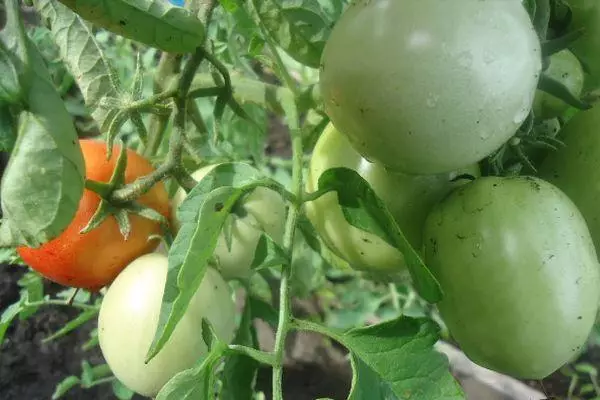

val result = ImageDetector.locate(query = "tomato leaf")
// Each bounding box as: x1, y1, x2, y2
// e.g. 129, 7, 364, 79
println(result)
149, 186, 244, 360
57, 0, 205, 54
0, 41, 22, 105
0, 0, 85, 248
316, 167, 442, 303
32, 0, 120, 134
16, 272, 43, 319
0, 301, 22, 345
250, 0, 333, 68
155, 343, 227, 400
220, 300, 260, 400
176, 162, 263, 224
42, 308, 99, 344
0, 107, 18, 153
250, 233, 289, 271
51, 376, 81, 400
348, 356, 398, 400
248, 296, 278, 327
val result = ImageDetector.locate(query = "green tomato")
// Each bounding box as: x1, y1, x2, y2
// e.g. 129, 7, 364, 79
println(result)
423, 176, 600, 379
98, 253, 236, 397
320, 0, 542, 175
305, 123, 479, 273
568, 0, 600, 90
539, 106, 600, 251
172, 165, 287, 279
533, 50, 585, 119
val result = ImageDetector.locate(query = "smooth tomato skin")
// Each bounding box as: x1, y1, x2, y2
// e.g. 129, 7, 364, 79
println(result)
539, 106, 600, 251
17, 140, 169, 291
533, 49, 585, 119
320, 0, 541, 174
305, 123, 479, 273
98, 253, 235, 397
423, 176, 600, 379
172, 165, 286, 279
568, 0, 600, 90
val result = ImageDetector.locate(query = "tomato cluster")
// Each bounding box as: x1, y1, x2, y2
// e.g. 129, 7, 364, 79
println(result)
311, 0, 600, 381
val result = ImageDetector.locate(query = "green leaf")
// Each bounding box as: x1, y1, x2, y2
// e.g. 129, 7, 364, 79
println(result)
538, 73, 591, 111
43, 308, 99, 343
0, 41, 22, 105
248, 295, 278, 327
0, 0, 85, 248
57, 0, 205, 53
316, 168, 442, 303
250, 233, 289, 270
220, 300, 259, 400
251, 0, 332, 68
156, 343, 227, 400
177, 162, 263, 224
32, 0, 120, 134
349, 356, 398, 400
17, 272, 43, 319
0, 106, 18, 152
0, 301, 22, 344
290, 227, 326, 298
51, 376, 81, 399
342, 318, 464, 400
112, 380, 135, 400
149, 186, 245, 360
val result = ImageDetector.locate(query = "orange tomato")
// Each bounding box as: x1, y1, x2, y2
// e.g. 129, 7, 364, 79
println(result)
17, 140, 169, 291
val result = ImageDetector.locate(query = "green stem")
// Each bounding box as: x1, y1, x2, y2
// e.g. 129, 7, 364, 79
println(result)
302, 188, 332, 204
292, 318, 343, 343
272, 126, 304, 400
227, 345, 275, 365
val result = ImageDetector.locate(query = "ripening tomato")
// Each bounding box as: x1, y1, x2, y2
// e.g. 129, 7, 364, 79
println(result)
171, 164, 287, 279
98, 253, 236, 397
423, 176, 600, 379
539, 105, 600, 251
17, 140, 169, 291
305, 123, 479, 273
320, 0, 542, 174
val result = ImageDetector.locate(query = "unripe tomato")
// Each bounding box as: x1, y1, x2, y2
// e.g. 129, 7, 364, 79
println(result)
539, 105, 600, 251
533, 49, 585, 119
98, 253, 236, 397
172, 165, 286, 279
423, 176, 600, 379
17, 140, 169, 291
320, 0, 541, 174
305, 123, 478, 273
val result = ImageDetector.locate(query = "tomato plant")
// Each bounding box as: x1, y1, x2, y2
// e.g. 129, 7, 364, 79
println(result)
539, 105, 600, 251
320, 0, 542, 174
98, 253, 236, 397
2, 0, 598, 399
305, 123, 478, 273
17, 140, 169, 291
423, 176, 600, 379
171, 164, 287, 279
533, 49, 585, 119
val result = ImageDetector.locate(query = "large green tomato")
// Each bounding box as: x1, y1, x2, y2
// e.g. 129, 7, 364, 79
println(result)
539, 105, 600, 251
533, 49, 585, 119
98, 253, 236, 397
568, 0, 600, 90
423, 176, 600, 379
172, 165, 287, 279
320, 0, 542, 175
305, 123, 478, 273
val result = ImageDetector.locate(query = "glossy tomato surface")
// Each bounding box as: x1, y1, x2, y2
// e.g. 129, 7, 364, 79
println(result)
423, 176, 600, 378
18, 140, 169, 291
305, 123, 478, 273
172, 165, 286, 279
98, 253, 235, 397
320, 0, 542, 174
540, 105, 600, 250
